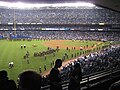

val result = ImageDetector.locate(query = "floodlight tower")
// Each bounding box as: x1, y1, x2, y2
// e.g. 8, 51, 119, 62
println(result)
13, 9, 16, 35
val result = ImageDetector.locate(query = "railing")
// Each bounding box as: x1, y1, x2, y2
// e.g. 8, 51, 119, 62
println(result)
41, 67, 120, 90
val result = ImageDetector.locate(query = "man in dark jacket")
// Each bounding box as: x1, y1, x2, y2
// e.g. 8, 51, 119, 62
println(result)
49, 59, 62, 90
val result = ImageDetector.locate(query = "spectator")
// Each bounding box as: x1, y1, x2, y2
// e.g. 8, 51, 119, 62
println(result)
49, 59, 62, 90
109, 80, 120, 90
68, 63, 82, 90
18, 70, 42, 90
0, 70, 17, 90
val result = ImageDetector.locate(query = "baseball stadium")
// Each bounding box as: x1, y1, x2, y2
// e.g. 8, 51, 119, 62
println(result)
0, 1, 120, 90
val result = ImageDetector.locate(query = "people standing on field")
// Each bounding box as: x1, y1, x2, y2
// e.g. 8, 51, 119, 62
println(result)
39, 66, 42, 73
66, 47, 69, 50
44, 64, 47, 71
21, 45, 23, 49
20, 44, 27, 49
9, 62, 14, 69
45, 55, 46, 60
27, 58, 30, 64
24, 44, 26, 48
26, 51, 29, 58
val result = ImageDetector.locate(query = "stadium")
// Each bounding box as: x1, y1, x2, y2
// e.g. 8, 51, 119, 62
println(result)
0, 1, 120, 90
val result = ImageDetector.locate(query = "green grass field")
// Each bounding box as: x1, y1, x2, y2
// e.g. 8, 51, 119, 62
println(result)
0, 39, 110, 83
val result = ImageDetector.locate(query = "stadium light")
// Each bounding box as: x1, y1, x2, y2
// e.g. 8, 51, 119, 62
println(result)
99, 23, 105, 25
0, 1, 95, 9
98, 29, 103, 31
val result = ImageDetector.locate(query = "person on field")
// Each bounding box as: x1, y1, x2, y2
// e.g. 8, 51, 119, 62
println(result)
21, 45, 23, 49
24, 44, 26, 48
39, 66, 42, 73
44, 64, 47, 71
9, 62, 14, 69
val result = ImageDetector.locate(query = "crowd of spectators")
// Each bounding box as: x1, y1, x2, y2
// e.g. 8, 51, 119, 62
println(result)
59, 45, 120, 81
38, 45, 120, 86
0, 6, 120, 31
0, 25, 112, 31
0, 30, 120, 41
0, 6, 120, 25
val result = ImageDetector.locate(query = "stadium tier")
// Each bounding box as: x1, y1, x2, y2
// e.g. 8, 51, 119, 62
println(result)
0, 3, 120, 90
0, 6, 120, 31
0, 30, 120, 41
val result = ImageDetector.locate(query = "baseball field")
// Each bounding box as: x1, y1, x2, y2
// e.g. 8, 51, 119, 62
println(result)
0, 39, 111, 83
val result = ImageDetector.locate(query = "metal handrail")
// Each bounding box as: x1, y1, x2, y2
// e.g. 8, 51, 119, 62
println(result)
41, 67, 120, 90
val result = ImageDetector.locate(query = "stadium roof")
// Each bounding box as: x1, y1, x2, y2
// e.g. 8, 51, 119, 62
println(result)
92, 0, 120, 13
0, 0, 120, 12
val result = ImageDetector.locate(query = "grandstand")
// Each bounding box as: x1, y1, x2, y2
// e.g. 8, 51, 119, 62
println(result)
0, 2, 120, 31
0, 1, 120, 90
